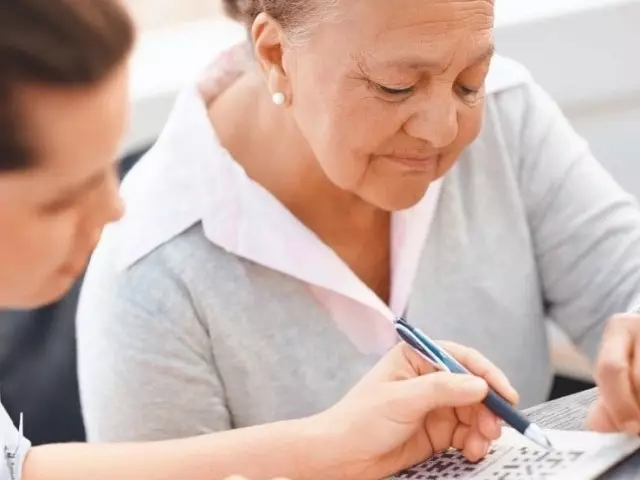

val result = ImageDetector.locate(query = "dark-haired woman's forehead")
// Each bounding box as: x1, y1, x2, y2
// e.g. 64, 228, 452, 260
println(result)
12, 65, 129, 205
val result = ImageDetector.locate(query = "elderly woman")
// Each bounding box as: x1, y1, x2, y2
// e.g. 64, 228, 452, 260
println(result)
79, 0, 640, 442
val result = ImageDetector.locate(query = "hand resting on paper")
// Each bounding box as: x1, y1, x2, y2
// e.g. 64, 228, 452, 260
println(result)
206, 342, 518, 480
311, 341, 519, 480
589, 313, 640, 435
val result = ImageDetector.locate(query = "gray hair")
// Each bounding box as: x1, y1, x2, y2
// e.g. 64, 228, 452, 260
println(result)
222, 0, 342, 47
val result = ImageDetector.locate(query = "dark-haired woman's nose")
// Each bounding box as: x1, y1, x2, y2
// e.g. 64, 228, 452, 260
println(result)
94, 169, 124, 227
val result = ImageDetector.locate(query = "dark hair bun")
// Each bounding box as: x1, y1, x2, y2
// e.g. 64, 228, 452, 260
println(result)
222, 0, 264, 27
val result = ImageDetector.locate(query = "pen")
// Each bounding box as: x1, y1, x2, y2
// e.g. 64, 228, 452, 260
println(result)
394, 317, 553, 450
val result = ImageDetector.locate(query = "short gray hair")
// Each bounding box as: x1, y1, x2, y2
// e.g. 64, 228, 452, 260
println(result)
222, 0, 342, 46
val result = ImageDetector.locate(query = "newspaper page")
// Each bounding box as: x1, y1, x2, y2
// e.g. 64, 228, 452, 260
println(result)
391, 428, 640, 480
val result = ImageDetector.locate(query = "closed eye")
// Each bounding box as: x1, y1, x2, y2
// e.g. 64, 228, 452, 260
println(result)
456, 84, 481, 102
376, 83, 415, 95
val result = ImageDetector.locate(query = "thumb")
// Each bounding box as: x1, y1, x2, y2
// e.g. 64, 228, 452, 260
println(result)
395, 372, 488, 417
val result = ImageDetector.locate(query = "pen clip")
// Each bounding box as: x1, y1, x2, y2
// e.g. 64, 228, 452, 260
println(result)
396, 317, 470, 374
395, 323, 450, 372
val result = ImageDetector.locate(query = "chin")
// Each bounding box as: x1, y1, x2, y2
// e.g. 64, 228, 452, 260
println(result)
26, 279, 76, 309
0, 269, 77, 310
364, 181, 433, 212
382, 193, 428, 211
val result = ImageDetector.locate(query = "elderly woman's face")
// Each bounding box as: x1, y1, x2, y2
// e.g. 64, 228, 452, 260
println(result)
286, 0, 493, 210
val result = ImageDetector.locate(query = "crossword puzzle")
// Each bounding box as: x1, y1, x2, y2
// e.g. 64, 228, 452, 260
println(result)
392, 448, 491, 479
391, 445, 586, 480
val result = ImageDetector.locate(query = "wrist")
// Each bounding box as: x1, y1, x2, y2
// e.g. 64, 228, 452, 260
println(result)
288, 412, 357, 480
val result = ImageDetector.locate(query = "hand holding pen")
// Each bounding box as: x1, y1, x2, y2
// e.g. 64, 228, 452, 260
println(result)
395, 317, 553, 450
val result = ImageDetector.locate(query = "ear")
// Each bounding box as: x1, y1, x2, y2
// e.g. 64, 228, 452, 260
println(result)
251, 13, 291, 104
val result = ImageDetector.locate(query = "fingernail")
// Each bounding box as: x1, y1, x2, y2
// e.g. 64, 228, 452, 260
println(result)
509, 385, 519, 402
624, 421, 640, 434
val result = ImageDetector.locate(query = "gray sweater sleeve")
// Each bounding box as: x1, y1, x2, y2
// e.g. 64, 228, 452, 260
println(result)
498, 82, 640, 361
77, 243, 231, 441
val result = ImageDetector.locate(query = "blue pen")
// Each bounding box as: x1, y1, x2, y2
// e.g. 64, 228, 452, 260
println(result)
394, 317, 553, 450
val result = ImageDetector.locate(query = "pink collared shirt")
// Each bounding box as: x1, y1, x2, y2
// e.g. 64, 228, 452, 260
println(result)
118, 81, 441, 354
116, 50, 537, 354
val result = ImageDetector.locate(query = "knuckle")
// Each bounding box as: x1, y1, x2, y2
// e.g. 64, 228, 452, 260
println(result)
607, 314, 629, 332
466, 347, 482, 360
596, 357, 628, 381
437, 340, 458, 351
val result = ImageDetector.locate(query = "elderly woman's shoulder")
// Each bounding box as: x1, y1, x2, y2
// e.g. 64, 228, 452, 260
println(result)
86, 142, 239, 298
481, 55, 562, 144
83, 219, 242, 312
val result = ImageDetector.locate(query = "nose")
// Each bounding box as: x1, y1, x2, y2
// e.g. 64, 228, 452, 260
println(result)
84, 170, 124, 230
73, 170, 124, 257
403, 88, 459, 148
108, 193, 125, 224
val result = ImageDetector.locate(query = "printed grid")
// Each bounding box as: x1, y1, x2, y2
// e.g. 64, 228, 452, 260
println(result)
392, 445, 585, 480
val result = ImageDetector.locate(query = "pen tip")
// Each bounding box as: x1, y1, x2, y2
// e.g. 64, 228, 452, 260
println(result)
525, 424, 554, 450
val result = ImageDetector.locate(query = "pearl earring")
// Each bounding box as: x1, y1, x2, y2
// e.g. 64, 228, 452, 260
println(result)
272, 92, 286, 105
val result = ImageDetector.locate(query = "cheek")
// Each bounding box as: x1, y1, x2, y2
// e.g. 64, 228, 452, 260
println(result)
0, 209, 77, 306
7, 212, 78, 273
438, 103, 484, 176
293, 83, 400, 190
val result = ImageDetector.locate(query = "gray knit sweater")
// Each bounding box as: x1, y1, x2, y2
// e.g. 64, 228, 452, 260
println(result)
77, 57, 640, 442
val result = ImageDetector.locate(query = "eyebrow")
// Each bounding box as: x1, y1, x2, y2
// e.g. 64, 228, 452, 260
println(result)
473, 44, 496, 65
362, 44, 495, 71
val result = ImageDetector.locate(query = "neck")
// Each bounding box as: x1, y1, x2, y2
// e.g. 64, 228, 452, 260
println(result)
209, 72, 388, 237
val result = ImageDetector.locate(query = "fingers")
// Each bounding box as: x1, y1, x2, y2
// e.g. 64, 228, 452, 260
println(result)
398, 342, 440, 376
397, 372, 488, 419
463, 427, 490, 463
423, 408, 458, 454
594, 316, 640, 432
476, 405, 502, 440
452, 411, 494, 463
587, 397, 618, 432
440, 342, 519, 404
364, 343, 438, 385
454, 404, 474, 427
452, 423, 470, 451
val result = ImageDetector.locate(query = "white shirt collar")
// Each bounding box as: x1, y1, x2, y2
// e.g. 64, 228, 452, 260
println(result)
112, 54, 530, 320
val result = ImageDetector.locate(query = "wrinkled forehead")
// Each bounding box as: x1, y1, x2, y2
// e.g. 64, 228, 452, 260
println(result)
308, 0, 495, 68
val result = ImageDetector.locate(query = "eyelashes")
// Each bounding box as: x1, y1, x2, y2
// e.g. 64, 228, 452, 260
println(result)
455, 84, 481, 103
376, 84, 415, 96
372, 80, 482, 104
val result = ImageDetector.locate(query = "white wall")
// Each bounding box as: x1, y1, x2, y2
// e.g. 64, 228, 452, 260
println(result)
127, 0, 640, 185
493, 0, 640, 380
495, 0, 640, 197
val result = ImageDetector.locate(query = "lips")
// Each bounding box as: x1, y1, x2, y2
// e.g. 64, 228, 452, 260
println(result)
380, 154, 440, 171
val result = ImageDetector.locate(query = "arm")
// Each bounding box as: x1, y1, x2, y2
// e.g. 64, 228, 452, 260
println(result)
23, 417, 329, 480
496, 81, 640, 361
77, 246, 230, 441
24, 343, 517, 480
